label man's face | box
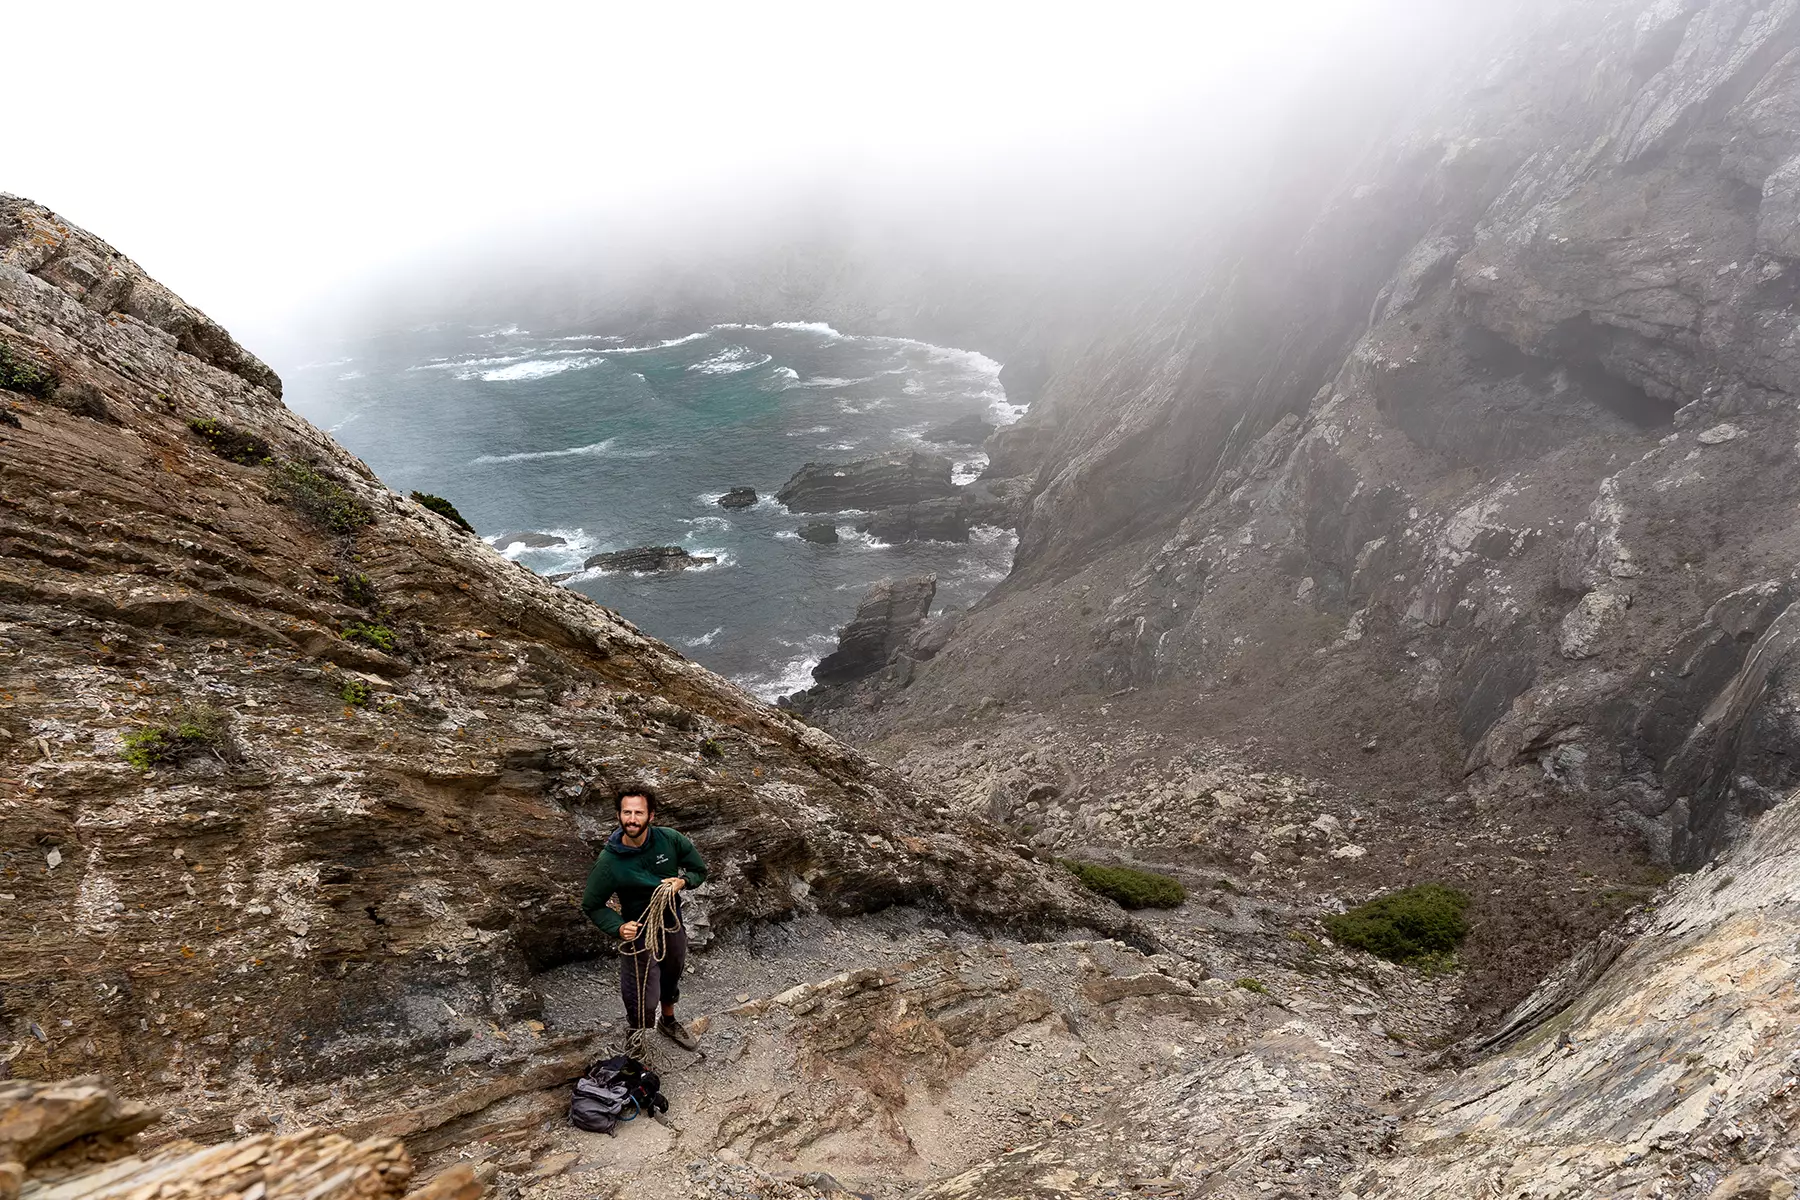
[619,795,652,838]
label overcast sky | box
[9,1,1418,348]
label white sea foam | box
[680,627,724,648]
[791,375,874,389]
[326,412,362,433]
[952,453,989,486]
[737,653,823,703]
[681,515,731,532]
[296,357,353,370]
[603,331,709,355]
[786,425,833,437]
[773,529,800,541]
[773,366,799,383]
[479,324,525,338]
[478,355,607,382]
[687,346,773,375]
[841,527,891,550]
[336,369,365,381]
[488,527,600,575]
[472,439,616,464]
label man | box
[581,786,707,1051]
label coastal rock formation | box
[774,449,959,513]
[582,545,713,573]
[716,487,757,510]
[493,532,565,551]
[811,575,937,687]
[796,520,838,544]
[0,195,1139,1148]
[921,413,995,446]
[856,478,1026,544]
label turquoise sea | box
[283,321,1022,700]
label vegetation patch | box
[122,702,230,771]
[338,572,380,609]
[1235,977,1269,994]
[1325,883,1471,965]
[0,343,58,398]
[275,461,373,534]
[699,737,724,759]
[1059,859,1187,909]
[341,622,397,652]
[340,679,372,706]
[410,491,474,532]
[188,416,272,465]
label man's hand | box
[663,877,686,892]
[619,921,641,941]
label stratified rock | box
[922,414,996,446]
[858,479,1026,543]
[814,576,937,686]
[775,450,959,513]
[584,545,715,573]
[982,418,1056,481]
[718,487,758,509]
[0,194,1138,1147]
[798,521,839,544]
[494,531,566,550]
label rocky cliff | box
[0,196,1134,1145]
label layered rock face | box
[774,450,959,513]
[0,196,1133,1141]
[811,575,937,687]
[871,0,1800,877]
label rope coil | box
[622,878,685,1050]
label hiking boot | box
[657,1015,699,1051]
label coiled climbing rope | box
[621,877,684,1052]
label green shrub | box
[1235,977,1269,994]
[275,461,372,534]
[1325,883,1471,964]
[1059,859,1187,909]
[0,343,57,398]
[410,491,474,532]
[340,679,371,706]
[341,622,397,652]
[338,572,380,609]
[122,703,228,771]
[699,737,724,758]
[187,416,272,465]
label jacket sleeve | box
[581,854,624,936]
[674,831,708,890]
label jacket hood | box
[606,825,655,856]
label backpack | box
[569,1054,668,1134]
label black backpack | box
[569,1054,668,1134]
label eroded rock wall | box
[0,196,1131,1138]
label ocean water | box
[283,322,1023,701]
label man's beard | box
[621,819,648,837]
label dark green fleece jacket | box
[581,825,708,938]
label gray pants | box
[619,925,687,1029]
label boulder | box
[583,546,715,573]
[922,413,996,446]
[718,487,758,509]
[798,521,839,544]
[775,450,959,513]
[813,575,938,686]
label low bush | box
[188,416,272,465]
[338,572,380,609]
[122,702,229,771]
[410,491,474,532]
[1236,977,1269,994]
[275,461,372,534]
[0,343,58,398]
[1325,883,1471,964]
[1059,859,1187,909]
[341,622,397,652]
[340,679,372,706]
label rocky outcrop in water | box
[582,545,713,573]
[716,487,757,510]
[0,194,1137,1147]
[796,520,838,544]
[493,531,565,551]
[857,478,1026,544]
[774,449,959,513]
[921,414,995,446]
[810,575,937,687]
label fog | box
[7,1,1484,358]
